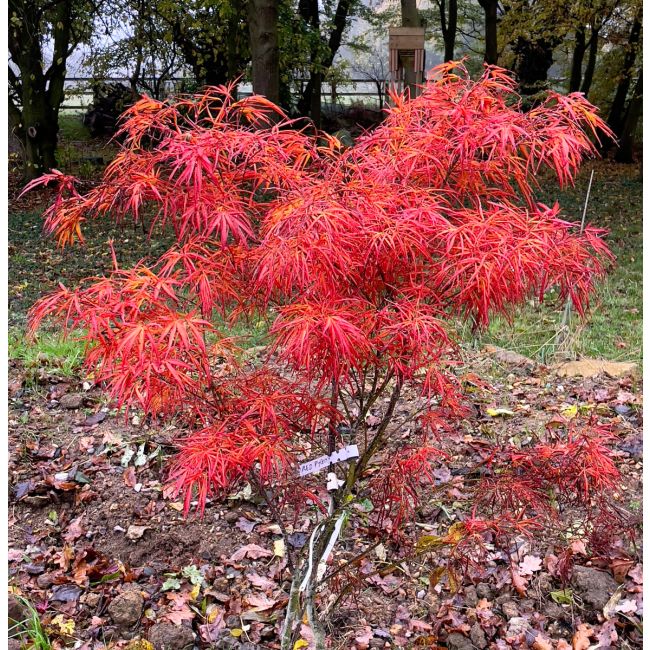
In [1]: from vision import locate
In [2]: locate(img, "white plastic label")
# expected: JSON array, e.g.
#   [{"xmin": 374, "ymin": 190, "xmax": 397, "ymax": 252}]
[{"xmin": 298, "ymin": 444, "xmax": 359, "ymax": 477}]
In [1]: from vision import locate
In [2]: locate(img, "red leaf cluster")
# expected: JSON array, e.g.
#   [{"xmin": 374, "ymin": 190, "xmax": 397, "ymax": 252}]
[{"xmin": 27, "ymin": 62, "xmax": 613, "ymax": 515}]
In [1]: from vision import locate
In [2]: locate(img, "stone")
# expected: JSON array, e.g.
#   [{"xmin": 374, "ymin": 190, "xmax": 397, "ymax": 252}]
[
  {"xmin": 445, "ymin": 632, "xmax": 473, "ymax": 650},
  {"xmin": 464, "ymin": 585, "xmax": 478, "ymax": 608},
  {"xmin": 476, "ymin": 582, "xmax": 493, "ymax": 600},
  {"xmin": 59, "ymin": 393, "xmax": 84, "ymax": 409},
  {"xmin": 8, "ymin": 594, "xmax": 28, "ymax": 623},
  {"xmin": 572, "ymin": 566, "xmax": 618, "ymax": 610},
  {"xmin": 224, "ymin": 510, "xmax": 240, "ymax": 524},
  {"xmin": 484, "ymin": 345, "xmax": 537, "ymax": 373},
  {"xmin": 470, "ymin": 622, "xmax": 488, "ymax": 649},
  {"xmin": 149, "ymin": 623, "xmax": 195, "ymax": 650},
  {"xmin": 554, "ymin": 359, "xmax": 638, "ymax": 379},
  {"xmin": 108, "ymin": 590, "xmax": 144, "ymax": 628},
  {"xmin": 8, "ymin": 639, "xmax": 22, "ymax": 650},
  {"xmin": 544, "ymin": 601, "xmax": 568, "ymax": 620},
  {"xmin": 36, "ymin": 572, "xmax": 56, "ymax": 589},
  {"xmin": 501, "ymin": 601, "xmax": 519, "ymax": 619},
  {"xmin": 506, "ymin": 617, "xmax": 531, "ymax": 640}
]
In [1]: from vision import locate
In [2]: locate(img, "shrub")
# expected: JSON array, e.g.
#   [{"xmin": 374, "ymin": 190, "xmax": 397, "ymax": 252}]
[{"xmin": 26, "ymin": 62, "xmax": 616, "ymax": 647}]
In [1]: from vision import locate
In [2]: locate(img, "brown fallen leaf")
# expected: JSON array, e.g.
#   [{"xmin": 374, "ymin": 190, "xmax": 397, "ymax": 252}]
[
  {"xmin": 246, "ymin": 571, "xmax": 277, "ymax": 591},
  {"xmin": 229, "ymin": 544, "xmax": 273, "ymax": 562},
  {"xmin": 123, "ymin": 466, "xmax": 137, "ymax": 488},
  {"xmin": 245, "ymin": 593, "xmax": 277, "ymax": 611},
  {"xmin": 63, "ymin": 515, "xmax": 85, "ymax": 542},
  {"xmin": 532, "ymin": 634, "xmax": 553, "ymax": 650},
  {"xmin": 572, "ymin": 623, "xmax": 593, "ymax": 650},
  {"xmin": 126, "ymin": 525, "xmax": 149, "ymax": 541}
]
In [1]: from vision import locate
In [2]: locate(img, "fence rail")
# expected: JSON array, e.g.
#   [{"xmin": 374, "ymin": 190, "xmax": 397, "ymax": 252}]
[{"xmin": 59, "ymin": 76, "xmax": 387, "ymax": 111}]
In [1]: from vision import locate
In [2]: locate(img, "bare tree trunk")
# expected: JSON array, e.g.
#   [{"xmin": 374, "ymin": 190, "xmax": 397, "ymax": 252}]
[
  {"xmin": 602, "ymin": 11, "xmax": 641, "ymax": 152},
  {"xmin": 478, "ymin": 0, "xmax": 498, "ymax": 64},
  {"xmin": 615, "ymin": 70, "xmax": 642, "ymax": 163},
  {"xmin": 569, "ymin": 27, "xmax": 586, "ymax": 92},
  {"xmin": 580, "ymin": 27, "xmax": 599, "ymax": 97},
  {"xmin": 439, "ymin": 0, "xmax": 458, "ymax": 61},
  {"xmin": 9, "ymin": 0, "xmax": 75, "ymax": 179},
  {"xmin": 247, "ymin": 0, "xmax": 280, "ymax": 103}
]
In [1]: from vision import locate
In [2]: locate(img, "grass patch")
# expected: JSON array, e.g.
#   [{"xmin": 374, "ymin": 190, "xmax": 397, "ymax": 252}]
[
  {"xmin": 9, "ymin": 330, "xmax": 86, "ymax": 378},
  {"xmin": 58, "ymin": 112, "xmax": 91, "ymax": 141},
  {"xmin": 473, "ymin": 161, "xmax": 642, "ymax": 364},
  {"xmin": 9, "ymin": 595, "xmax": 52, "ymax": 650}
]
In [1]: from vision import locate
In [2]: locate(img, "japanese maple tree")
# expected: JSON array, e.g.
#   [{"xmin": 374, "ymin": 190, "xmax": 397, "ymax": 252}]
[{"xmin": 27, "ymin": 62, "xmax": 616, "ymax": 647}]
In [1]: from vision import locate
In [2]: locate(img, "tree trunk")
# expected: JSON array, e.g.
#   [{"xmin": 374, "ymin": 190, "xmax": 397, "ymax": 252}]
[
  {"xmin": 247, "ymin": 0, "xmax": 280, "ymax": 103},
  {"xmin": 615, "ymin": 70, "xmax": 642, "ymax": 163},
  {"xmin": 605, "ymin": 13, "xmax": 642, "ymax": 139},
  {"xmin": 512, "ymin": 37, "xmax": 556, "ymax": 96},
  {"xmin": 439, "ymin": 0, "xmax": 458, "ymax": 62},
  {"xmin": 9, "ymin": 0, "xmax": 79, "ymax": 179},
  {"xmin": 569, "ymin": 27, "xmax": 586, "ymax": 92},
  {"xmin": 580, "ymin": 27, "xmax": 599, "ymax": 97},
  {"xmin": 297, "ymin": 0, "xmax": 352, "ymax": 125},
  {"xmin": 297, "ymin": 0, "xmax": 321, "ymax": 123},
  {"xmin": 478, "ymin": 0, "xmax": 498, "ymax": 65}
]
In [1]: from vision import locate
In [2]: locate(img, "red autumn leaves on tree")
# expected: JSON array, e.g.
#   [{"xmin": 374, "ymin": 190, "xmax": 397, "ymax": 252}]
[{"xmin": 27, "ymin": 63, "xmax": 614, "ymax": 526}]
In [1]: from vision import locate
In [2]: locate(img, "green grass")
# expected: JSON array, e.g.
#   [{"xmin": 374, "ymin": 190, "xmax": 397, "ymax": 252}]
[
  {"xmin": 9, "ymin": 595, "xmax": 53, "ymax": 650},
  {"xmin": 9, "ymin": 330, "xmax": 86, "ymax": 378},
  {"xmin": 472, "ymin": 161, "xmax": 642, "ymax": 365},
  {"xmin": 58, "ymin": 112, "xmax": 91, "ymax": 141}
]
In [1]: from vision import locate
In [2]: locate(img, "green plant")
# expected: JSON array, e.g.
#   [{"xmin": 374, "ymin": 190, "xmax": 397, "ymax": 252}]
[{"xmin": 9, "ymin": 595, "xmax": 52, "ymax": 650}]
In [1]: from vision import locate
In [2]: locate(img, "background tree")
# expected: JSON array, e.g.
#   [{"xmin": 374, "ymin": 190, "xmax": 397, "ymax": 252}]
[
  {"xmin": 9, "ymin": 0, "xmax": 98, "ymax": 179},
  {"xmin": 87, "ymin": 0, "xmax": 184, "ymax": 100},
  {"xmin": 247, "ymin": 0, "xmax": 280, "ymax": 103},
  {"xmin": 295, "ymin": 0, "xmax": 359, "ymax": 125},
  {"xmin": 477, "ymin": 0, "xmax": 499, "ymax": 64}
]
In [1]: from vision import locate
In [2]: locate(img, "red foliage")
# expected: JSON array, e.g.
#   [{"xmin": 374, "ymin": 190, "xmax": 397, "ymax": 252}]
[{"xmin": 28, "ymin": 62, "xmax": 614, "ymax": 521}]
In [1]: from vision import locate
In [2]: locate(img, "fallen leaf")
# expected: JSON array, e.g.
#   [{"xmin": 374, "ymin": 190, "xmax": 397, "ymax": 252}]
[
  {"xmin": 123, "ymin": 467, "xmax": 137, "ymax": 488},
  {"xmin": 84, "ymin": 411, "xmax": 107, "ymax": 426},
  {"xmin": 246, "ymin": 593, "xmax": 277, "ymax": 611},
  {"xmin": 486, "ymin": 407, "xmax": 514, "ymax": 417},
  {"xmin": 235, "ymin": 517, "xmax": 257, "ymax": 533},
  {"xmin": 126, "ymin": 525, "xmax": 149, "ymax": 541},
  {"xmin": 229, "ymin": 544, "xmax": 273, "ymax": 562},
  {"xmin": 63, "ymin": 515, "xmax": 85, "ymax": 542},
  {"xmin": 518, "ymin": 554, "xmax": 542, "ymax": 576},
  {"xmin": 246, "ymin": 572, "xmax": 276, "ymax": 591},
  {"xmin": 274, "ymin": 539, "xmax": 285, "ymax": 558},
  {"xmin": 572, "ymin": 623, "xmax": 593, "ymax": 650},
  {"xmin": 51, "ymin": 584, "xmax": 82, "ymax": 603},
  {"xmin": 532, "ymin": 634, "xmax": 553, "ymax": 650},
  {"xmin": 510, "ymin": 565, "xmax": 527, "ymax": 596},
  {"xmin": 628, "ymin": 564, "xmax": 643, "ymax": 584}
]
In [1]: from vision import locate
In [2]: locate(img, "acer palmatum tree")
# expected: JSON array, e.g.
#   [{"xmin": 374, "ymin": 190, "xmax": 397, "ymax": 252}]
[{"xmin": 27, "ymin": 62, "xmax": 615, "ymax": 647}]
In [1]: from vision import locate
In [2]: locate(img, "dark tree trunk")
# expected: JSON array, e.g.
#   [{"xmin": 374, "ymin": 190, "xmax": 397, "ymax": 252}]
[
  {"xmin": 478, "ymin": 0, "xmax": 499, "ymax": 65},
  {"xmin": 605, "ymin": 13, "xmax": 642, "ymax": 141},
  {"xmin": 439, "ymin": 0, "xmax": 458, "ymax": 62},
  {"xmin": 296, "ymin": 0, "xmax": 321, "ymax": 123},
  {"xmin": 580, "ymin": 27, "xmax": 600, "ymax": 97},
  {"xmin": 9, "ymin": 0, "xmax": 75, "ymax": 180},
  {"xmin": 297, "ymin": 0, "xmax": 352, "ymax": 125},
  {"xmin": 569, "ymin": 27, "xmax": 586, "ymax": 93},
  {"xmin": 247, "ymin": 0, "xmax": 280, "ymax": 103},
  {"xmin": 512, "ymin": 37, "xmax": 556, "ymax": 96},
  {"xmin": 615, "ymin": 70, "xmax": 642, "ymax": 163}
]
